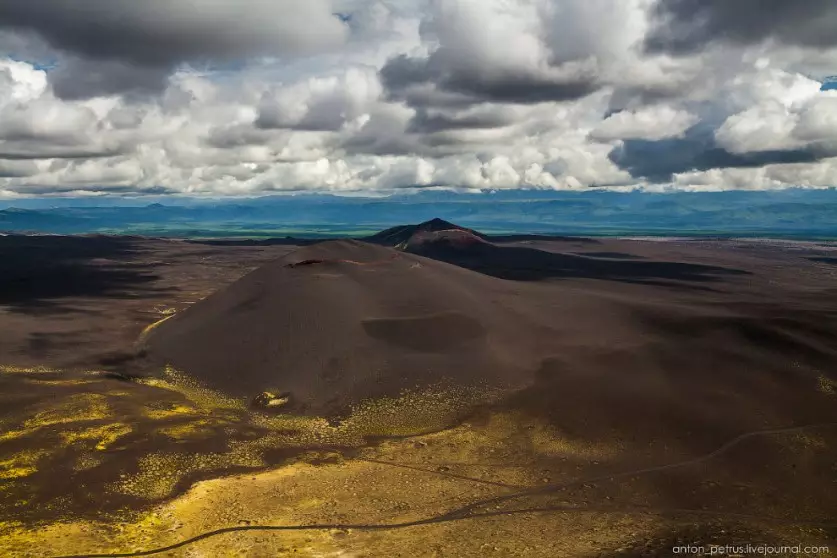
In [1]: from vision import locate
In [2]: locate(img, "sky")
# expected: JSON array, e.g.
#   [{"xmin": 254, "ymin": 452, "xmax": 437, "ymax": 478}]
[{"xmin": 0, "ymin": 0, "xmax": 835, "ymax": 198}]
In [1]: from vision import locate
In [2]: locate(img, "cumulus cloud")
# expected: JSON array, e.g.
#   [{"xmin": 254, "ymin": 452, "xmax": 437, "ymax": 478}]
[
  {"xmin": 645, "ymin": 0, "xmax": 837, "ymax": 53},
  {"xmin": 0, "ymin": 0, "xmax": 348, "ymax": 97},
  {"xmin": 0, "ymin": 59, "xmax": 134, "ymax": 160},
  {"xmin": 610, "ymin": 129, "xmax": 819, "ymax": 183},
  {"xmin": 609, "ymin": 65, "xmax": 837, "ymax": 182},
  {"xmin": 591, "ymin": 106, "xmax": 698, "ymax": 141},
  {"xmin": 1, "ymin": 0, "xmax": 836, "ymax": 196},
  {"xmin": 711, "ymin": 70, "xmax": 837, "ymax": 157},
  {"xmin": 0, "ymin": 160, "xmax": 41, "ymax": 178},
  {"xmin": 713, "ymin": 98, "xmax": 837, "ymax": 156},
  {"xmin": 49, "ymin": 57, "xmax": 172, "ymax": 100},
  {"xmin": 380, "ymin": 0, "xmax": 614, "ymax": 109},
  {"xmin": 407, "ymin": 105, "xmax": 520, "ymax": 134},
  {"xmin": 256, "ymin": 67, "xmax": 383, "ymax": 132},
  {"xmin": 0, "ymin": 0, "xmax": 348, "ymax": 62}
]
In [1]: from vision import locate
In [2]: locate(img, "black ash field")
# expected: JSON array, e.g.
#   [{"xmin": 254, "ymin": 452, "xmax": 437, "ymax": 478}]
[{"xmin": 0, "ymin": 221, "xmax": 835, "ymax": 557}]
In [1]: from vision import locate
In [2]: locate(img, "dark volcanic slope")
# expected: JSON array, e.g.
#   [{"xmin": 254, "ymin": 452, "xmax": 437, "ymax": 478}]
[
  {"xmin": 367, "ymin": 217, "xmax": 486, "ymax": 247},
  {"xmin": 403, "ymin": 231, "xmax": 747, "ymax": 285},
  {"xmin": 4, "ymin": 232, "xmax": 837, "ymax": 552},
  {"xmin": 143, "ymin": 240, "xmax": 568, "ymax": 413},
  {"xmin": 143, "ymin": 230, "xmax": 837, "ymax": 441},
  {"xmin": 370, "ymin": 218, "xmax": 744, "ymax": 285}
]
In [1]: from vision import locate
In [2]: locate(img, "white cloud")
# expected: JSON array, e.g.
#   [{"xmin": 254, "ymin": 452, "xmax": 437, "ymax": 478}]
[
  {"xmin": 591, "ymin": 105, "xmax": 698, "ymax": 141},
  {"xmin": 0, "ymin": 0, "xmax": 836, "ymax": 196},
  {"xmin": 256, "ymin": 67, "xmax": 383, "ymax": 131},
  {"xmin": 0, "ymin": 58, "xmax": 47, "ymax": 101},
  {"xmin": 715, "ymin": 74, "xmax": 837, "ymax": 154},
  {"xmin": 0, "ymin": 1, "xmax": 349, "ymax": 64}
]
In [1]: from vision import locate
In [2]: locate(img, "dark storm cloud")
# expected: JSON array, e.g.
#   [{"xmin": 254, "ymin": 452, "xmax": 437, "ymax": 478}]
[
  {"xmin": 379, "ymin": 55, "xmax": 432, "ymax": 99},
  {"xmin": 609, "ymin": 124, "xmax": 823, "ymax": 182},
  {"xmin": 6, "ymin": 183, "xmax": 178, "ymax": 195},
  {"xmin": 342, "ymin": 131, "xmax": 474, "ymax": 159},
  {"xmin": 605, "ymin": 84, "xmax": 700, "ymax": 116},
  {"xmin": 406, "ymin": 108, "xmax": 516, "ymax": 134},
  {"xmin": 0, "ymin": 146, "xmax": 127, "ymax": 160},
  {"xmin": 0, "ymin": 0, "xmax": 347, "ymax": 98},
  {"xmin": 255, "ymin": 107, "xmax": 348, "ymax": 133},
  {"xmin": 645, "ymin": 0, "xmax": 837, "ymax": 53},
  {"xmin": 256, "ymin": 114, "xmax": 338, "ymax": 133},
  {"xmin": 342, "ymin": 134, "xmax": 418, "ymax": 157},
  {"xmin": 0, "ymin": 0, "xmax": 346, "ymax": 65},
  {"xmin": 0, "ymin": 162, "xmax": 38, "ymax": 178},
  {"xmin": 380, "ymin": 53, "xmax": 600, "ymax": 109},
  {"xmin": 48, "ymin": 58, "xmax": 171, "ymax": 100}
]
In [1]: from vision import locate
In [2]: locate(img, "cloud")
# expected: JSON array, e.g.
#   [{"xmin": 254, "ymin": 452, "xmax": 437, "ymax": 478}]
[
  {"xmin": 0, "ymin": 0, "xmax": 349, "ymax": 97},
  {"xmin": 0, "ymin": 60, "xmax": 135, "ymax": 160},
  {"xmin": 645, "ymin": 0, "xmax": 837, "ymax": 53},
  {"xmin": 670, "ymin": 159, "xmax": 837, "ymax": 190},
  {"xmin": 610, "ymin": 65, "xmax": 837, "ymax": 181},
  {"xmin": 0, "ymin": 58, "xmax": 47, "ymax": 101},
  {"xmin": 379, "ymin": 0, "xmax": 611, "ymax": 109},
  {"xmin": 406, "ymin": 105, "xmax": 519, "ymax": 134},
  {"xmin": 4, "ymin": 182, "xmax": 177, "ymax": 196},
  {"xmin": 713, "ymin": 75, "xmax": 837, "ymax": 156},
  {"xmin": 0, "ymin": 160, "xmax": 41, "ymax": 178},
  {"xmin": 255, "ymin": 67, "xmax": 382, "ymax": 132},
  {"xmin": 48, "ymin": 57, "xmax": 172, "ymax": 100},
  {"xmin": 382, "ymin": 54, "xmax": 600, "ymax": 106},
  {"xmin": 712, "ymin": 99, "xmax": 837, "ymax": 155},
  {"xmin": 341, "ymin": 103, "xmax": 418, "ymax": 157},
  {"xmin": 591, "ymin": 106, "xmax": 698, "ymax": 141},
  {"xmin": 1, "ymin": 0, "xmax": 836, "ymax": 196},
  {"xmin": 0, "ymin": 0, "xmax": 348, "ymax": 63},
  {"xmin": 610, "ymin": 124, "xmax": 821, "ymax": 182}
]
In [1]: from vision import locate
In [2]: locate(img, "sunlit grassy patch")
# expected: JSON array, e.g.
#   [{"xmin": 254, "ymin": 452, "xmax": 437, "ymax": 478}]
[
  {"xmin": 529, "ymin": 423, "xmax": 621, "ymax": 460},
  {"xmin": 143, "ymin": 403, "xmax": 199, "ymax": 421},
  {"xmin": 0, "ymin": 519, "xmax": 126, "ymax": 558},
  {"xmin": 61, "ymin": 423, "xmax": 134, "ymax": 451},
  {"xmin": 818, "ymin": 374, "xmax": 836, "ymax": 395},
  {"xmin": 0, "ymin": 428, "xmax": 31, "ymax": 444},
  {"xmin": 104, "ymin": 390, "xmax": 133, "ymax": 397},
  {"xmin": 337, "ymin": 385, "xmax": 500, "ymax": 439},
  {"xmin": 116, "ymin": 444, "xmax": 268, "ymax": 500},
  {"xmin": 109, "ymin": 382, "xmax": 500, "ymax": 502},
  {"xmin": 23, "ymin": 394, "xmax": 111, "ymax": 429},
  {"xmin": 158, "ymin": 419, "xmax": 221, "ymax": 441},
  {"xmin": 140, "ymin": 366, "xmax": 245, "ymax": 413},
  {"xmin": 0, "ymin": 363, "xmax": 513, "ymax": 542},
  {"xmin": 74, "ymin": 453, "xmax": 105, "ymax": 472},
  {"xmin": 0, "ymin": 450, "xmax": 47, "ymax": 480},
  {"xmin": 787, "ymin": 432, "xmax": 828, "ymax": 450},
  {"xmin": 249, "ymin": 413, "xmax": 336, "ymax": 443},
  {"xmin": 0, "ymin": 365, "xmax": 58, "ymax": 375},
  {"xmin": 23, "ymin": 377, "xmax": 98, "ymax": 387}
]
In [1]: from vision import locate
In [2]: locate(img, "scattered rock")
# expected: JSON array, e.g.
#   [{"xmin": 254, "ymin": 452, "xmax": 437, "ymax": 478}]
[{"xmin": 252, "ymin": 391, "xmax": 292, "ymax": 409}]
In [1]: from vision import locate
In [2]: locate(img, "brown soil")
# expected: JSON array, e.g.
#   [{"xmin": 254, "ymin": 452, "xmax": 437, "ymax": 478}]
[{"xmin": 0, "ymin": 230, "xmax": 835, "ymax": 557}]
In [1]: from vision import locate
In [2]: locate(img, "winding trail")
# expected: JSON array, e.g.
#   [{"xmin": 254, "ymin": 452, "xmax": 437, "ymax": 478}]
[{"xmin": 52, "ymin": 422, "xmax": 837, "ymax": 558}]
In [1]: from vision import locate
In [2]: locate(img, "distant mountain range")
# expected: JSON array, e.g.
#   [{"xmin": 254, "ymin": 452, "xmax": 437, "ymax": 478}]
[{"xmin": 2, "ymin": 189, "xmax": 837, "ymax": 239}]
